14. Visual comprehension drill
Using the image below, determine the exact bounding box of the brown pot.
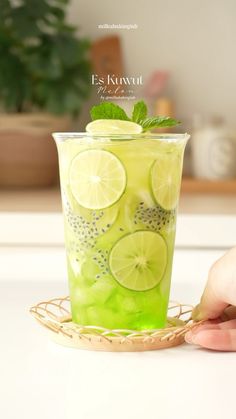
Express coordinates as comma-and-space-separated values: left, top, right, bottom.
0, 113, 71, 188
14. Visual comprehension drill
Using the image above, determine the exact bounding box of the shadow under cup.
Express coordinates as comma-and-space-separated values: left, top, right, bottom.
53, 132, 189, 330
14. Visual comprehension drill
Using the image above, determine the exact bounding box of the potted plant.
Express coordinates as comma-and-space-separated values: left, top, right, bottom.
0, 0, 91, 187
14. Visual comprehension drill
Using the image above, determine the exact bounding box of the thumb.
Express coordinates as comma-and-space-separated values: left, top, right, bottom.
192, 248, 236, 321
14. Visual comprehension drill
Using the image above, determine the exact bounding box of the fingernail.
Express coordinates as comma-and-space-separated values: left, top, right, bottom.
185, 331, 199, 345
185, 331, 193, 343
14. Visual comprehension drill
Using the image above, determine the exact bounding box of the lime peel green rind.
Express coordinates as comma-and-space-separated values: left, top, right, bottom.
69, 149, 126, 210
109, 230, 167, 291
151, 153, 182, 211
86, 119, 142, 135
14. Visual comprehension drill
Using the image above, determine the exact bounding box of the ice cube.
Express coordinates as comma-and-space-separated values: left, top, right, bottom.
81, 258, 100, 281
86, 306, 115, 328
116, 294, 141, 314
90, 276, 115, 304
72, 287, 93, 307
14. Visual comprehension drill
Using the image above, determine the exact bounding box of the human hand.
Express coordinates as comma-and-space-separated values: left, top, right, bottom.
185, 247, 236, 351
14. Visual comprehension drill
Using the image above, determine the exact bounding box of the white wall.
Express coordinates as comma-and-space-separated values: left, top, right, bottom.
68, 0, 236, 128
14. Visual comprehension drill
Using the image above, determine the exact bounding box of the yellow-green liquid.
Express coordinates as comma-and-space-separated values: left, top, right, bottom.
57, 137, 185, 330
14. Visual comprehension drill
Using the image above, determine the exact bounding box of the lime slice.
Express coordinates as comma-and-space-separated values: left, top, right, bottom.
109, 231, 167, 291
151, 153, 182, 210
86, 119, 142, 135
69, 149, 126, 210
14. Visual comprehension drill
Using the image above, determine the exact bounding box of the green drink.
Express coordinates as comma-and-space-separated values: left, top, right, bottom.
54, 128, 188, 330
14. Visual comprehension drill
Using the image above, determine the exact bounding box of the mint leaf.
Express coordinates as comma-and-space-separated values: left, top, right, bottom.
90, 102, 130, 121
141, 116, 180, 131
89, 101, 181, 132
132, 100, 147, 123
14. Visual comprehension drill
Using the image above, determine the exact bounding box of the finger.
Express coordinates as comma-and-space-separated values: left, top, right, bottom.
185, 329, 236, 351
193, 248, 236, 321
193, 304, 236, 322
186, 319, 236, 341
192, 301, 228, 322
224, 305, 236, 320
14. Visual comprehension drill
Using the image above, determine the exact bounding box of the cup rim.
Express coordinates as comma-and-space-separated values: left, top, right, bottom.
52, 132, 190, 144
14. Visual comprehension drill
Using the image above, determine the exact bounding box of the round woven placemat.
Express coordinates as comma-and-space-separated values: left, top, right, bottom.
30, 297, 201, 351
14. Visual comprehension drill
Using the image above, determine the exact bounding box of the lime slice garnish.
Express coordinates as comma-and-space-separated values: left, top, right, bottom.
151, 153, 182, 210
86, 119, 142, 135
69, 149, 126, 210
109, 231, 167, 291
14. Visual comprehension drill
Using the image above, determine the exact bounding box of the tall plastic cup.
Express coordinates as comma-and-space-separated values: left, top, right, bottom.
53, 133, 189, 330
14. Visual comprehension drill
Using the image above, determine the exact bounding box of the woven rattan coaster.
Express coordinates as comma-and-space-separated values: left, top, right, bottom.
30, 297, 201, 351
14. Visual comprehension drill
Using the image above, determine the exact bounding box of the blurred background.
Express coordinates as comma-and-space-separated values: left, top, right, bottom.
1, 4, 236, 415
0, 0, 236, 211
1, 0, 236, 202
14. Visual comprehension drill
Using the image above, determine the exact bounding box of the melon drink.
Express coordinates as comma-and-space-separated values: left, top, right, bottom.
54, 134, 188, 330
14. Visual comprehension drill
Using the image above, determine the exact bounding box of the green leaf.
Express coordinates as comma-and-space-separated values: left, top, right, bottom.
48, 6, 65, 21
141, 116, 180, 131
0, 51, 31, 112
90, 102, 130, 121
0, 0, 91, 115
132, 100, 147, 123
0, 0, 11, 22
11, 7, 42, 38
53, 35, 90, 68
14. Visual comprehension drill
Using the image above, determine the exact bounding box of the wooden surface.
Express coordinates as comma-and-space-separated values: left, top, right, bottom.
182, 177, 236, 194
52, 332, 185, 351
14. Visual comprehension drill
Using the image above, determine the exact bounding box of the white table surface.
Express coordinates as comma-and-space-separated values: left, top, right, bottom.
1, 277, 235, 419
1, 205, 235, 419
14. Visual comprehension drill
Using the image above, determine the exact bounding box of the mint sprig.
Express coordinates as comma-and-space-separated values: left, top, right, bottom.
90, 100, 180, 131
